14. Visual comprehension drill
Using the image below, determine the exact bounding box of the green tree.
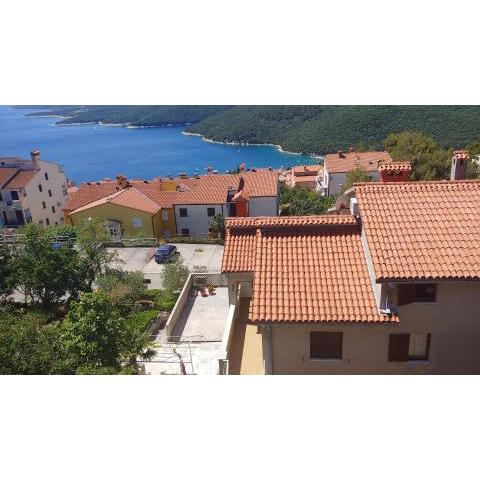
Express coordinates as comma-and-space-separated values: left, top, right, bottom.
209, 213, 225, 238
384, 130, 452, 181
0, 242, 14, 300
96, 270, 146, 315
0, 308, 74, 374
280, 184, 334, 215
340, 166, 372, 193
62, 291, 124, 369
12, 223, 83, 309
76, 218, 117, 290
162, 255, 190, 293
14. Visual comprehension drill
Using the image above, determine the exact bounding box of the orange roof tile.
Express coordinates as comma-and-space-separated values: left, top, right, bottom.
0, 168, 18, 188
355, 180, 480, 281
325, 151, 392, 173
222, 228, 258, 272
64, 181, 120, 211
292, 165, 322, 176
222, 216, 395, 324
173, 170, 278, 205
3, 170, 36, 189
225, 215, 357, 229
70, 187, 162, 215
378, 161, 411, 172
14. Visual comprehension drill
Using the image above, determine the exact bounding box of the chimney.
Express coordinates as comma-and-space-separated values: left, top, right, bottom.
338, 150, 345, 158
30, 149, 40, 170
451, 150, 469, 180
116, 174, 129, 189
379, 162, 412, 182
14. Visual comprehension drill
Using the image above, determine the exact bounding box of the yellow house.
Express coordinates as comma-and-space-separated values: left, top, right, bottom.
64, 176, 176, 240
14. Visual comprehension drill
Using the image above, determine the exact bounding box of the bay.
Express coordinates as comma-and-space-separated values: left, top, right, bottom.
0, 106, 315, 183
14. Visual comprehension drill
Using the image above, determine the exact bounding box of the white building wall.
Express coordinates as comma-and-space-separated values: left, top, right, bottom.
248, 196, 278, 216
174, 204, 224, 236
328, 171, 380, 197
22, 160, 67, 226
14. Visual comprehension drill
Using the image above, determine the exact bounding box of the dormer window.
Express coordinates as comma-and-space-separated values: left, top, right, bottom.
397, 284, 437, 305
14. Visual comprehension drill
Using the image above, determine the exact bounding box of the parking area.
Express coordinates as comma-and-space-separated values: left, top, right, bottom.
109, 243, 225, 289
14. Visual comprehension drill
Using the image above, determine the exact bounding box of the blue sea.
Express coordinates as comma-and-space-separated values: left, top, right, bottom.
0, 106, 314, 183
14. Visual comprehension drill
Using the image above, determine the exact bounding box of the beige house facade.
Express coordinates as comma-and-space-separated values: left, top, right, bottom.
220, 165, 480, 374
0, 150, 67, 227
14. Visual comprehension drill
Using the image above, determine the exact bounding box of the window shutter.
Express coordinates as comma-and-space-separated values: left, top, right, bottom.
388, 334, 410, 362
397, 285, 415, 306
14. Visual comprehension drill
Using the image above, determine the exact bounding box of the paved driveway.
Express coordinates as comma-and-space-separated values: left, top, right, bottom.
109, 243, 224, 289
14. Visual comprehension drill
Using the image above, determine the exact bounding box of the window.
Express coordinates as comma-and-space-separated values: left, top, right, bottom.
0, 192, 2, 201
44, 172, 49, 181
48, 189, 52, 197
45, 218, 50, 226
161, 210, 169, 221
143, 278, 152, 285
42, 201, 46, 209
38, 184, 43, 192
10, 190, 19, 200
388, 333, 430, 362
207, 207, 215, 217
51, 206, 56, 213
179, 208, 188, 217
310, 332, 343, 360
132, 217, 142, 228
181, 228, 190, 236
397, 284, 437, 305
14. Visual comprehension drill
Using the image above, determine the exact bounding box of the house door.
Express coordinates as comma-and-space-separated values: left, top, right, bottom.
15, 210, 25, 226
106, 221, 122, 241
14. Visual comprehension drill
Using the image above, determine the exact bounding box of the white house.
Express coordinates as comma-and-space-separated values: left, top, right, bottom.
172, 170, 279, 237
321, 150, 393, 196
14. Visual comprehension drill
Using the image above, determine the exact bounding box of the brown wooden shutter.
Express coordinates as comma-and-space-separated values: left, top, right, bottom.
397, 285, 416, 306
388, 333, 410, 362
310, 332, 343, 359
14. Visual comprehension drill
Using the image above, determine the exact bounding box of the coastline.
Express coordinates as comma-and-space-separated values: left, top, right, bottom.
181, 131, 314, 158
17, 107, 321, 164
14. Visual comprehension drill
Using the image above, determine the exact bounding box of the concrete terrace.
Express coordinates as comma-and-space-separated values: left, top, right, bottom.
144, 282, 230, 375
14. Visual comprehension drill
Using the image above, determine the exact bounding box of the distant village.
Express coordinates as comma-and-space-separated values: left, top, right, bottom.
2, 147, 480, 374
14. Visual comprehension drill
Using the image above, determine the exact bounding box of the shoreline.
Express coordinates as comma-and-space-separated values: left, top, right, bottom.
18, 107, 321, 164
181, 131, 315, 158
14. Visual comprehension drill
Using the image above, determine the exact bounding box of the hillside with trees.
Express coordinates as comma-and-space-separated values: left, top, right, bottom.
22, 105, 233, 126
187, 106, 480, 154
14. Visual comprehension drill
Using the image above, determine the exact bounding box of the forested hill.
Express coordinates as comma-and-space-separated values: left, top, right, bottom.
186, 106, 480, 154
22, 105, 233, 126
17, 105, 480, 153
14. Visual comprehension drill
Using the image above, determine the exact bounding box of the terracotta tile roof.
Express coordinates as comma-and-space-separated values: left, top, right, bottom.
355, 180, 480, 281
65, 171, 278, 212
173, 170, 278, 205
64, 181, 120, 211
131, 181, 176, 208
325, 151, 392, 173
70, 187, 163, 215
225, 215, 357, 229
222, 228, 257, 272
292, 165, 322, 176
222, 216, 395, 323
3, 170, 36, 189
378, 161, 411, 172
0, 168, 18, 188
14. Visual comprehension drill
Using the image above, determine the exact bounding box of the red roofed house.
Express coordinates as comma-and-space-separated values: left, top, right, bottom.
64, 169, 279, 241
219, 152, 480, 374
321, 149, 393, 196
0, 150, 68, 227
173, 170, 279, 237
